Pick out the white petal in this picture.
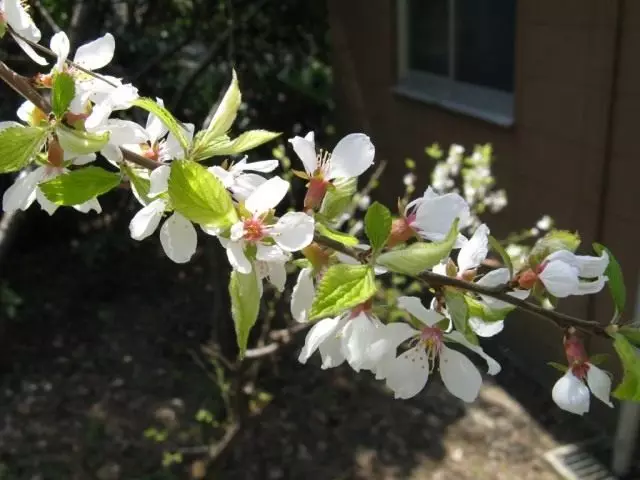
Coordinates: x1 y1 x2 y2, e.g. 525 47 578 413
229 222 245 242
4 0 32 29
367 322 417 367
256 243 289 263
35 187 58 215
552 371 590 415
469 317 504 337
586 364 613 408
539 260 580 297
457 224 489 272
342 313 380 372
244 176 289 214
576 251 609 278
288 133 317 175
290 268 315 323
263 260 285 292
271 212 314 252
576 277 607 295
105 119 150 146
208 166 234 188
11 33 48 65
298 317 343 364
446 331 501 375
159 213 197 263
413 189 470 245
0 120 24 130
234 159 279 173
149 165 170 197
163 122 193 158
129 198 166 240
16 101 35 125
328 133 375 180
439 345 482 402
71 154 96 166
100 144 123 166
385 346 430 399
73 33 115 70
72 197 102 214
318 334 347 369
397 296 444 327
230 173 267 201
2 168 44 212
50 31 70 70
145 98 168 143
226 241 252 274
84 101 114 130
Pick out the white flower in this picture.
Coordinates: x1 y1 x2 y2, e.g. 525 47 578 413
404 187 470 248
298 305 383 372
538 250 609 298
288 131 374 209
552 364 613 415
536 215 553 231
1 0 47 65
128 165 197 263
371 296 500 401
290 267 316 323
84 83 139 131
209 156 279 201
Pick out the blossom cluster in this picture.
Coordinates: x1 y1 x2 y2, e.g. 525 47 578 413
0 3 633 418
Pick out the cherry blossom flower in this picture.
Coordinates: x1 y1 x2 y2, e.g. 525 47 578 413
552 333 613 415
48 31 115 75
537 250 609 298
288 131 374 209
209 156 279 201
1 0 47 65
224 176 314 274
389 187 470 248
371 296 500 401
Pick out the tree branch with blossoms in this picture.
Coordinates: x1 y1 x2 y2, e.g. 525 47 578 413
0 1 639 423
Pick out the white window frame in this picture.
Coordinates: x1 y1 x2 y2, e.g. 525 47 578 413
394 0 515 127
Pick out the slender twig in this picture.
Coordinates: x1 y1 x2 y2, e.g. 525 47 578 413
0 61 51 113
244 323 310 359
33 0 61 33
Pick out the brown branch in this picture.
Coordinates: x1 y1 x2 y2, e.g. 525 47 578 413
0 61 51 113
313 233 609 337
243 323 310 359
33 0 61 33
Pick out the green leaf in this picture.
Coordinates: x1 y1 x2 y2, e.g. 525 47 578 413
548 362 569 373
196 130 280 159
122 164 152 204
310 264 376 320
0 21 6 39
315 222 359 247
376 219 459 275
619 326 640 348
133 97 189 153
0 126 49 173
365 202 392 253
611 332 640 400
55 124 109 155
529 230 581 267
465 296 513 323
593 243 625 318
168 159 238 228
318 176 357 222
39 166 120 205
488 235 513 278
51 72 76 119
205 70 241 139
229 269 261 358
444 288 478 345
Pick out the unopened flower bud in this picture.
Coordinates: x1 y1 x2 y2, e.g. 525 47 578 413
517 268 538 290
387 217 415 248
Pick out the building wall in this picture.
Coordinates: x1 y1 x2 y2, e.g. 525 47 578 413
328 0 635 424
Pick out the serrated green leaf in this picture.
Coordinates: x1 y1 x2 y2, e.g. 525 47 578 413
229 269 261 358
122 163 152 204
315 222 358 247
529 230 581 267
51 72 76 119
376 219 459 275
611 332 640 400
133 97 189 152
0 126 49 173
206 70 241 139
593 243 625 318
55 124 109 155
319 176 357 222
619 326 640 347
444 288 478 345
488 235 513 278
548 362 569 373
365 202 392 253
199 130 281 158
40 166 120 205
310 264 376 320
168 159 238 228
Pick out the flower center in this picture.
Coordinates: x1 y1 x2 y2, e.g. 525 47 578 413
314 149 331 177
141 142 160 162
420 326 443 353
243 218 265 242
570 361 590 380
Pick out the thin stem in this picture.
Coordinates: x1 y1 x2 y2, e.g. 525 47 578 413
313 233 608 337
8 26 119 87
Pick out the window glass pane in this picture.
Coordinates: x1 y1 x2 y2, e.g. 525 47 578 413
407 0 449 76
455 0 516 92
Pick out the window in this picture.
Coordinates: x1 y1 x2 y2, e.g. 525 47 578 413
396 0 516 126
